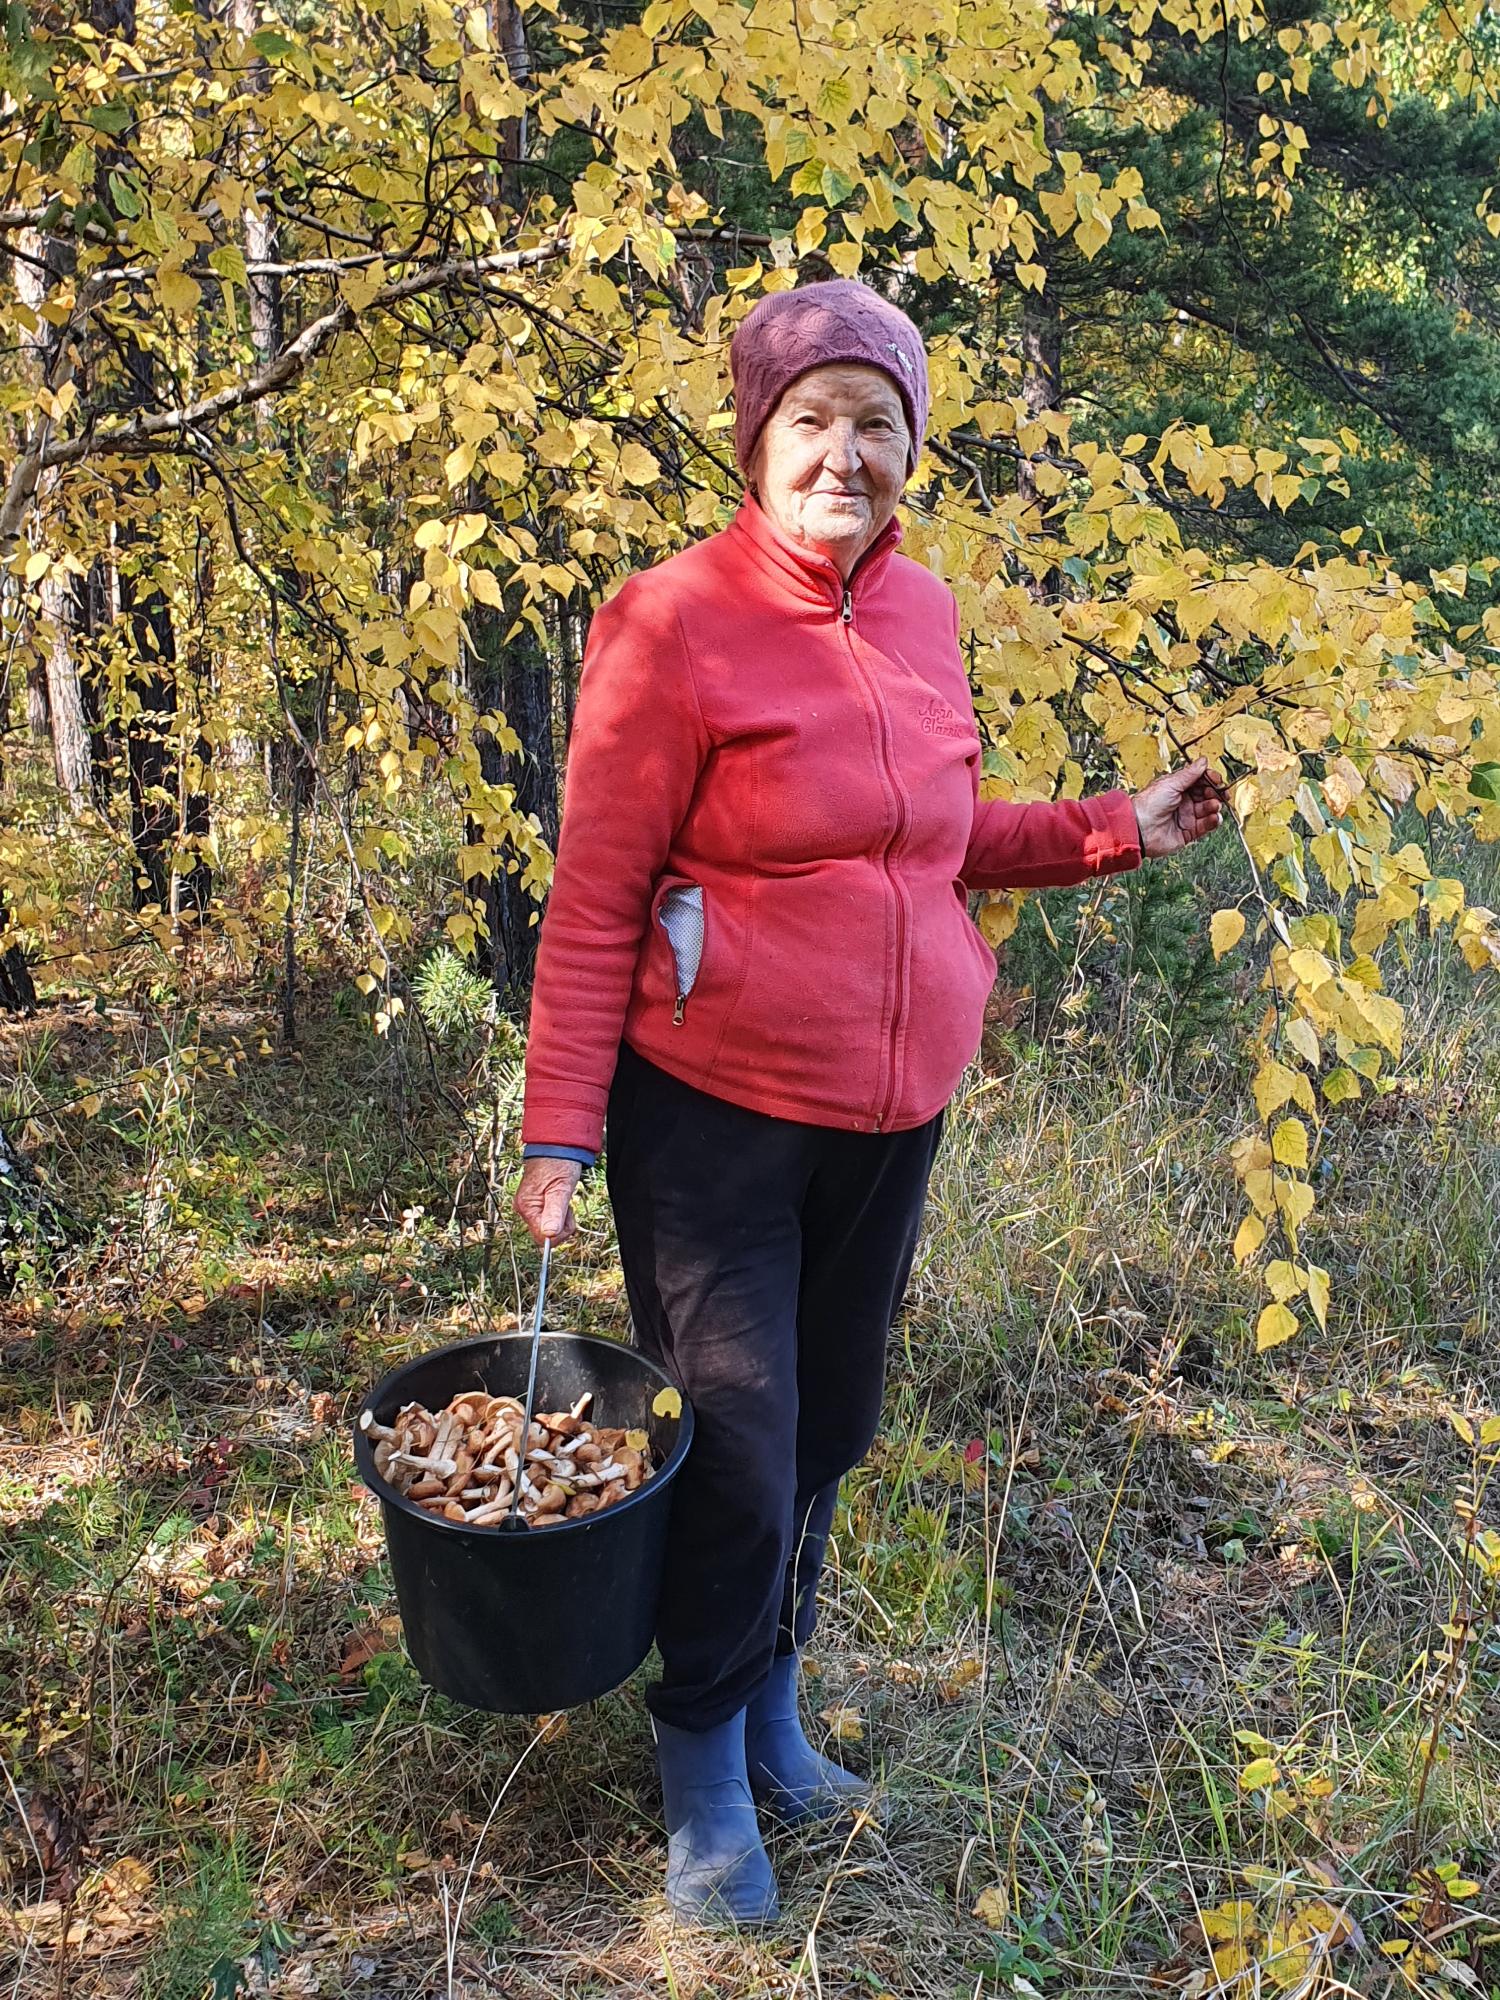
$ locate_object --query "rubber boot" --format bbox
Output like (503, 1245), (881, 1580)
(745, 1654), (872, 1824)
(654, 1711), (780, 1926)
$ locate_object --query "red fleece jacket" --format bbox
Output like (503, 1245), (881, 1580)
(521, 499), (1141, 1153)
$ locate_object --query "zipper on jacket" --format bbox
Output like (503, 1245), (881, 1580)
(882, 776), (911, 1127)
(835, 586), (912, 1130)
(658, 881), (704, 1028)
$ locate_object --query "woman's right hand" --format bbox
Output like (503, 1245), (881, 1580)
(513, 1156), (583, 1247)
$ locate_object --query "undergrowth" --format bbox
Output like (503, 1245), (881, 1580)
(1, 841), (1497, 1999)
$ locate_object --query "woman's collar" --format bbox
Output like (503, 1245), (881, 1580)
(729, 491), (903, 607)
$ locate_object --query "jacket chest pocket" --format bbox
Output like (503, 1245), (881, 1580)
(655, 880), (705, 1025)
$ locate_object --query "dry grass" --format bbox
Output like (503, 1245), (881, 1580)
(1, 875), (1498, 2000)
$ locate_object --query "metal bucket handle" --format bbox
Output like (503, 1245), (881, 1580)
(504, 1235), (552, 1531)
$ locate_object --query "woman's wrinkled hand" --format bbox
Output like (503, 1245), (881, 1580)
(1131, 758), (1226, 859)
(513, 1156), (583, 1247)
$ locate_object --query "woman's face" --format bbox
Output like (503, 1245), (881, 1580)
(749, 363), (911, 578)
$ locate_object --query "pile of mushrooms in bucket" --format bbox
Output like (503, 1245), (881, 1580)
(360, 1390), (656, 1526)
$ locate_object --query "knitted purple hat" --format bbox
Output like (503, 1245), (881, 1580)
(729, 278), (929, 476)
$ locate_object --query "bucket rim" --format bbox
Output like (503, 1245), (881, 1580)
(352, 1329), (695, 1538)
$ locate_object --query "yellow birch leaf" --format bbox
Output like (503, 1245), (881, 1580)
(1264, 1259), (1304, 1302)
(157, 263), (202, 316)
(1351, 989), (1403, 1056)
(1286, 947), (1334, 989)
(619, 441), (660, 485)
(977, 891), (1023, 946)
(1275, 1177), (1315, 1231)
(1256, 1303), (1300, 1351)
(1231, 1133), (1273, 1175)
(1210, 908), (1246, 959)
(1284, 1015), (1320, 1067)
(1305, 1263), (1330, 1329)
(652, 1386), (683, 1419)
(339, 260), (386, 312)
(1272, 1117), (1308, 1168)
(1232, 1213), (1266, 1264)
(1253, 1059), (1303, 1121)
(1075, 212), (1111, 258)
(1239, 1755), (1280, 1788)
(1424, 877), (1465, 925)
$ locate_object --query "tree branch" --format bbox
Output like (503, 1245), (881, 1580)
(0, 234), (573, 558)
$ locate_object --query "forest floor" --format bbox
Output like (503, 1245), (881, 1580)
(2, 858), (1499, 2000)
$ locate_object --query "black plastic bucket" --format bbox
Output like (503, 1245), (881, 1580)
(353, 1332), (693, 1714)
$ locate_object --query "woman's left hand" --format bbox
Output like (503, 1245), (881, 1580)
(1132, 758), (1225, 858)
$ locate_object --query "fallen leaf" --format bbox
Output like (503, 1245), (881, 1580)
(338, 1615), (403, 1682)
(651, 1386), (683, 1420)
(86, 1855), (153, 1925)
(818, 1704), (863, 1742)
(973, 1882), (1009, 1927)
(940, 1657), (984, 1700)
(25, 1789), (85, 1895)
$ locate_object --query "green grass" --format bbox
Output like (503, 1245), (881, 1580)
(1, 864), (1498, 1999)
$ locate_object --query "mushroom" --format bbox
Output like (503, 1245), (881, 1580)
(398, 1408), (437, 1455)
(389, 1451), (458, 1479)
(538, 1412), (585, 1439)
(443, 1451), (476, 1496)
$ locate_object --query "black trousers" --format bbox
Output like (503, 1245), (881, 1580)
(605, 1042), (943, 1731)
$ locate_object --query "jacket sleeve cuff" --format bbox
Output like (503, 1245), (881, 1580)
(1087, 789), (1144, 874)
(522, 1144), (598, 1169)
(521, 1081), (608, 1157)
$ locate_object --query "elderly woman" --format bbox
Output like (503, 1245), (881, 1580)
(514, 280), (1221, 1924)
